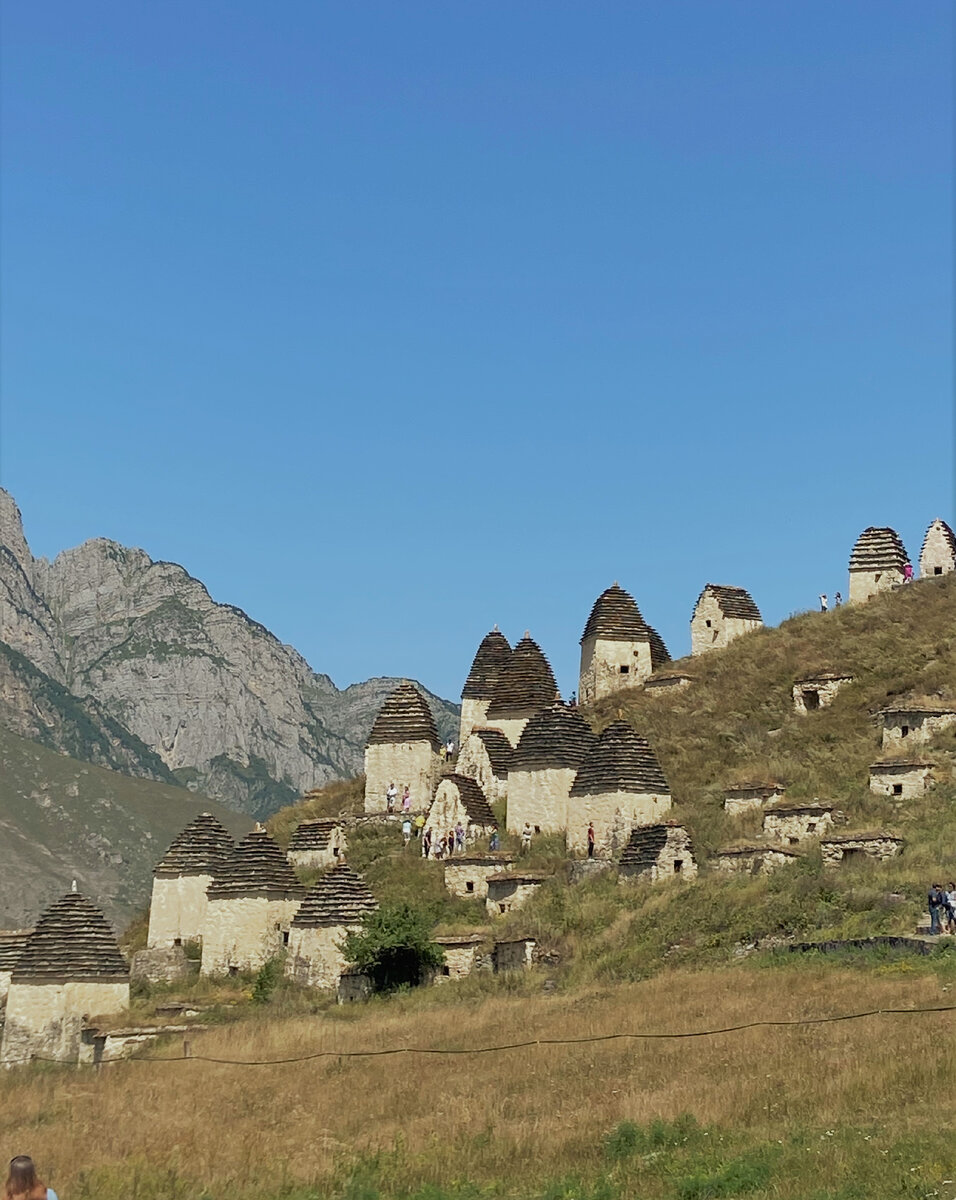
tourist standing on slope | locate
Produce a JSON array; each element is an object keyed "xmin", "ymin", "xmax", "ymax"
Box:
[
  {"xmin": 819, "ymin": 594, "xmax": 828, "ymax": 612},
  {"xmin": 521, "ymin": 822, "xmax": 533, "ymax": 855},
  {"xmin": 386, "ymin": 782, "xmax": 397, "ymax": 813},
  {"xmin": 587, "ymin": 822, "xmax": 595, "ymax": 858},
  {"xmin": 928, "ymin": 883, "xmax": 946, "ymax": 935},
  {"xmin": 4, "ymin": 1156, "xmax": 58, "ymax": 1200}
]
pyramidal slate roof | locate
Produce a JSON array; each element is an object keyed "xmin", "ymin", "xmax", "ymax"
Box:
[
  {"xmin": 289, "ymin": 818, "xmax": 339, "ymax": 853},
  {"xmin": 474, "ymin": 727, "xmax": 515, "ymax": 777},
  {"xmin": 697, "ymin": 584, "xmax": 762, "ymax": 622},
  {"xmin": 486, "ymin": 634, "xmax": 559, "ymax": 717},
  {"xmin": 581, "ymin": 584, "xmax": 650, "ymax": 643},
  {"xmin": 439, "ymin": 773, "xmax": 497, "ymax": 825},
  {"xmin": 462, "ymin": 628, "xmax": 512, "ymax": 700},
  {"xmin": 849, "ymin": 527, "xmax": 908, "ymax": 572},
  {"xmin": 619, "ymin": 824, "xmax": 669, "ymax": 867},
  {"xmin": 921, "ymin": 518, "xmax": 956, "ymax": 562},
  {"xmin": 154, "ymin": 812, "xmax": 235, "ymax": 877},
  {"xmin": 0, "ymin": 929, "xmax": 31, "ymax": 972},
  {"xmin": 570, "ymin": 721, "xmax": 670, "ymax": 796},
  {"xmin": 12, "ymin": 892, "xmax": 128, "ymax": 981},
  {"xmin": 367, "ymin": 683, "xmax": 441, "ymax": 751},
  {"xmin": 647, "ymin": 625, "xmax": 671, "ymax": 669},
  {"xmin": 513, "ymin": 704, "xmax": 597, "ymax": 771},
  {"xmin": 291, "ymin": 862, "xmax": 378, "ymax": 927},
  {"xmin": 206, "ymin": 829, "xmax": 306, "ymax": 899}
]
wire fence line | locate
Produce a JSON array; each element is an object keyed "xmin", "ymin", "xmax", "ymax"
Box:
[{"xmin": 51, "ymin": 1002, "xmax": 954, "ymax": 1069}]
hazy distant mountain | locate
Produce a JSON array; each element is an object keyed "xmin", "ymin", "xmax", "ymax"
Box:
[{"xmin": 0, "ymin": 489, "xmax": 458, "ymax": 817}]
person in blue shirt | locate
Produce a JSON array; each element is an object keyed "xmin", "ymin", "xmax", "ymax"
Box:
[{"xmin": 5, "ymin": 1156, "xmax": 58, "ymax": 1200}]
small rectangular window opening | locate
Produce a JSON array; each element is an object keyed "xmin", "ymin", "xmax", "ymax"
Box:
[
  {"xmin": 807, "ymin": 822, "xmax": 817, "ymax": 833},
  {"xmin": 282, "ymin": 930, "xmax": 290, "ymax": 945},
  {"xmin": 498, "ymin": 903, "xmax": 507, "ymax": 913},
  {"xmin": 465, "ymin": 880, "xmax": 475, "ymax": 893},
  {"xmin": 788, "ymin": 837, "xmax": 799, "ymax": 846},
  {"xmin": 619, "ymin": 664, "xmax": 629, "ymax": 674},
  {"xmin": 673, "ymin": 860, "xmax": 683, "ymax": 874},
  {"xmin": 892, "ymin": 783, "xmax": 903, "ymax": 796},
  {"xmin": 705, "ymin": 619, "xmax": 712, "ymax": 628},
  {"xmin": 935, "ymin": 566, "xmax": 943, "ymax": 575},
  {"xmin": 173, "ymin": 937, "xmax": 182, "ymax": 947},
  {"xmin": 442, "ymin": 965, "xmax": 450, "ymax": 976},
  {"xmin": 802, "ymin": 689, "xmax": 820, "ymax": 711},
  {"xmin": 534, "ymin": 824, "xmax": 541, "ymax": 834},
  {"xmin": 901, "ymin": 725, "xmax": 910, "ymax": 737}
]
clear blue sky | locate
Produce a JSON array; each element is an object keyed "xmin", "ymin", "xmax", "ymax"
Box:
[{"xmin": 1, "ymin": 2, "xmax": 952, "ymax": 701}]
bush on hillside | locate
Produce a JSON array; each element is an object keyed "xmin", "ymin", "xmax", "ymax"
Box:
[{"xmin": 341, "ymin": 902, "xmax": 445, "ymax": 993}]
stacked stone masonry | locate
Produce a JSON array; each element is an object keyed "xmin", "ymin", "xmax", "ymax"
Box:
[
  {"xmin": 287, "ymin": 819, "xmax": 346, "ymax": 869},
  {"xmin": 455, "ymin": 726, "xmax": 513, "ymax": 806},
  {"xmin": 762, "ymin": 804, "xmax": 834, "ymax": 845},
  {"xmin": 147, "ymin": 812, "xmax": 235, "ymax": 948},
  {"xmin": 820, "ymin": 833, "xmax": 903, "ymax": 866},
  {"xmin": 285, "ymin": 863, "xmax": 377, "ymax": 989},
  {"xmin": 848, "ymin": 527, "xmax": 908, "ymax": 604},
  {"xmin": 484, "ymin": 634, "xmax": 559, "ymax": 747},
  {"xmin": 618, "ymin": 823, "xmax": 697, "ymax": 882},
  {"xmin": 486, "ymin": 872, "xmax": 548, "ymax": 916},
  {"xmin": 919, "ymin": 518, "xmax": 956, "ymax": 578},
  {"xmin": 578, "ymin": 583, "xmax": 670, "ymax": 704},
  {"xmin": 868, "ymin": 760, "xmax": 934, "ymax": 799},
  {"xmin": 1, "ymin": 892, "xmax": 129, "ymax": 1066},
  {"xmin": 643, "ymin": 672, "xmax": 693, "ymax": 695},
  {"xmin": 712, "ymin": 846, "xmax": 802, "ymax": 875},
  {"xmin": 460, "ymin": 628, "xmax": 512, "ymax": 745},
  {"xmin": 364, "ymin": 683, "xmax": 442, "ymax": 813},
  {"xmin": 0, "ymin": 929, "xmax": 30, "ymax": 1005},
  {"xmin": 723, "ymin": 783, "xmax": 785, "ymax": 814},
  {"xmin": 444, "ymin": 854, "xmax": 516, "ymax": 900},
  {"xmin": 432, "ymin": 935, "xmax": 485, "ymax": 982},
  {"xmin": 690, "ymin": 585, "xmax": 762, "ymax": 656},
  {"xmin": 567, "ymin": 721, "xmax": 671, "ymax": 856},
  {"xmin": 424, "ymin": 774, "xmax": 497, "ymax": 853},
  {"xmin": 879, "ymin": 706, "xmax": 956, "ymax": 752},
  {"xmin": 506, "ymin": 704, "xmax": 596, "ymax": 834},
  {"xmin": 792, "ymin": 674, "xmax": 854, "ymax": 715}
]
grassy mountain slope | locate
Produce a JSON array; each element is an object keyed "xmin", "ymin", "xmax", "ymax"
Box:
[{"xmin": 0, "ymin": 727, "xmax": 250, "ymax": 929}]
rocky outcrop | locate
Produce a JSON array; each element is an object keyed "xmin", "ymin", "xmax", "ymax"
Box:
[{"xmin": 0, "ymin": 489, "xmax": 458, "ymax": 816}]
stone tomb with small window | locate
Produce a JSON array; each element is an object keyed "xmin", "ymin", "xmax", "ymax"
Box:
[
  {"xmin": 711, "ymin": 844, "xmax": 802, "ymax": 875},
  {"xmin": 919, "ymin": 518, "xmax": 956, "ymax": 578},
  {"xmin": 643, "ymin": 672, "xmax": 694, "ymax": 696},
  {"xmin": 618, "ymin": 822, "xmax": 697, "ymax": 883},
  {"xmin": 432, "ymin": 934, "xmax": 486, "ymax": 982},
  {"xmin": 444, "ymin": 853, "xmax": 516, "ymax": 900},
  {"xmin": 762, "ymin": 803, "xmax": 834, "ymax": 845},
  {"xmin": 285, "ymin": 862, "xmax": 377, "ymax": 990},
  {"xmin": 879, "ymin": 705, "xmax": 956, "ymax": 752},
  {"xmin": 820, "ymin": 832, "xmax": 903, "ymax": 867},
  {"xmin": 690, "ymin": 584, "xmax": 762, "ymax": 656},
  {"xmin": 364, "ymin": 683, "xmax": 443, "ymax": 814},
  {"xmin": 287, "ymin": 819, "xmax": 346, "ymax": 870},
  {"xmin": 147, "ymin": 812, "xmax": 235, "ymax": 949},
  {"xmin": 723, "ymin": 782, "xmax": 786, "ymax": 815},
  {"xmin": 848, "ymin": 527, "xmax": 908, "ymax": 604},
  {"xmin": 486, "ymin": 871, "xmax": 549, "ymax": 916},
  {"xmin": 868, "ymin": 759, "xmax": 935, "ymax": 800},
  {"xmin": 792, "ymin": 673, "xmax": 854, "ymax": 715}
]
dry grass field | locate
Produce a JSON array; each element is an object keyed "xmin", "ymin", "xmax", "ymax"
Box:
[{"xmin": 3, "ymin": 961, "xmax": 954, "ymax": 1200}]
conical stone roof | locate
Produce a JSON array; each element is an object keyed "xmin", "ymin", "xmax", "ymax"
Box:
[
  {"xmin": 440, "ymin": 773, "xmax": 497, "ymax": 825},
  {"xmin": 154, "ymin": 812, "xmax": 235, "ymax": 877},
  {"xmin": 581, "ymin": 584, "xmax": 650, "ymax": 642},
  {"xmin": 849, "ymin": 527, "xmax": 908, "ymax": 572},
  {"xmin": 462, "ymin": 628, "xmax": 512, "ymax": 700},
  {"xmin": 619, "ymin": 823, "xmax": 689, "ymax": 869},
  {"xmin": 474, "ymin": 727, "xmax": 515, "ymax": 777},
  {"xmin": 920, "ymin": 518, "xmax": 956, "ymax": 563},
  {"xmin": 12, "ymin": 892, "xmax": 128, "ymax": 981},
  {"xmin": 291, "ymin": 862, "xmax": 378, "ymax": 927},
  {"xmin": 486, "ymin": 634, "xmax": 558, "ymax": 717},
  {"xmin": 696, "ymin": 584, "xmax": 762, "ymax": 622},
  {"xmin": 647, "ymin": 626, "xmax": 671, "ymax": 669},
  {"xmin": 366, "ymin": 683, "xmax": 441, "ymax": 751},
  {"xmin": 289, "ymin": 818, "xmax": 338, "ymax": 853},
  {"xmin": 0, "ymin": 929, "xmax": 31, "ymax": 972},
  {"xmin": 513, "ymin": 704, "xmax": 596, "ymax": 771},
  {"xmin": 570, "ymin": 721, "xmax": 670, "ymax": 796},
  {"xmin": 206, "ymin": 829, "xmax": 306, "ymax": 899}
]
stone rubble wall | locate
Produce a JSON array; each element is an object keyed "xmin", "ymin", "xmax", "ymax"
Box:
[
  {"xmin": 433, "ymin": 944, "xmax": 480, "ymax": 982},
  {"xmin": 506, "ymin": 765, "xmax": 577, "ymax": 834},
  {"xmin": 493, "ymin": 939, "xmax": 536, "ymax": 971},
  {"xmin": 288, "ymin": 829, "xmax": 345, "ymax": 871},
  {"xmin": 147, "ymin": 873, "xmax": 213, "ymax": 948},
  {"xmin": 459, "ymin": 698, "xmax": 491, "ymax": 748},
  {"xmin": 131, "ymin": 944, "xmax": 193, "ymax": 985},
  {"xmin": 566, "ymin": 791, "xmax": 672, "ymax": 857},
  {"xmin": 763, "ymin": 809, "xmax": 834, "ymax": 844},
  {"xmin": 792, "ymin": 677, "xmax": 852, "ymax": 715},
  {"xmin": 364, "ymin": 741, "xmax": 441, "ymax": 814},
  {"xmin": 578, "ymin": 636, "xmax": 653, "ymax": 705},
  {"xmin": 423, "ymin": 779, "xmax": 494, "ymax": 853},
  {"xmin": 486, "ymin": 879, "xmax": 542, "ymax": 916},
  {"xmin": 848, "ymin": 566, "xmax": 904, "ymax": 605},
  {"xmin": 821, "ymin": 838, "xmax": 902, "ymax": 866},
  {"xmin": 881, "ymin": 712, "xmax": 956, "ymax": 751},
  {"xmin": 620, "ymin": 828, "xmax": 698, "ymax": 882},
  {"xmin": 868, "ymin": 766, "xmax": 932, "ymax": 799},
  {"xmin": 723, "ymin": 787, "xmax": 785, "ymax": 814},
  {"xmin": 455, "ymin": 733, "xmax": 507, "ymax": 806},
  {"xmin": 199, "ymin": 894, "xmax": 301, "ymax": 976},
  {"xmin": 1, "ymin": 978, "xmax": 129, "ymax": 1066},
  {"xmin": 444, "ymin": 858, "xmax": 515, "ymax": 900},
  {"xmin": 285, "ymin": 923, "xmax": 358, "ymax": 989},
  {"xmin": 712, "ymin": 849, "xmax": 797, "ymax": 875},
  {"xmin": 691, "ymin": 593, "xmax": 760, "ymax": 657}
]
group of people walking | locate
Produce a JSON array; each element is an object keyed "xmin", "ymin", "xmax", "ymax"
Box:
[{"xmin": 927, "ymin": 881, "xmax": 956, "ymax": 935}]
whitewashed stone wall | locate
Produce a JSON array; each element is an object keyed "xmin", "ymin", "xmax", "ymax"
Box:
[
  {"xmin": 712, "ymin": 848, "xmax": 799, "ymax": 875},
  {"xmin": 200, "ymin": 894, "xmax": 301, "ymax": 976},
  {"xmin": 444, "ymin": 857, "xmax": 515, "ymax": 900},
  {"xmin": 456, "ymin": 733, "xmax": 508, "ymax": 806},
  {"xmin": 423, "ymin": 778, "xmax": 494, "ymax": 852},
  {"xmin": 459, "ymin": 698, "xmax": 491, "ymax": 747},
  {"xmin": 578, "ymin": 636, "xmax": 653, "ymax": 705},
  {"xmin": 762, "ymin": 808, "xmax": 834, "ymax": 844},
  {"xmin": 483, "ymin": 711, "xmax": 535, "ymax": 748},
  {"xmin": 506, "ymin": 765, "xmax": 577, "ymax": 834},
  {"xmin": 792, "ymin": 677, "xmax": 853, "ymax": 715},
  {"xmin": 432, "ymin": 939, "xmax": 483, "ymax": 982},
  {"xmin": 919, "ymin": 521, "xmax": 956, "ymax": 578},
  {"xmin": 821, "ymin": 837, "xmax": 903, "ymax": 866},
  {"xmin": 364, "ymin": 741, "xmax": 441, "ymax": 814},
  {"xmin": 493, "ymin": 938, "xmax": 536, "ymax": 971},
  {"xmin": 691, "ymin": 594, "xmax": 760, "ymax": 656},
  {"xmin": 881, "ymin": 711, "xmax": 956, "ymax": 751},
  {"xmin": 848, "ymin": 566, "xmax": 904, "ymax": 605},
  {"xmin": 1, "ymin": 978, "xmax": 129, "ymax": 1066},
  {"xmin": 566, "ymin": 791, "xmax": 672, "ymax": 857},
  {"xmin": 619, "ymin": 827, "xmax": 698, "ymax": 883},
  {"xmin": 723, "ymin": 786, "xmax": 785, "ymax": 815},
  {"xmin": 486, "ymin": 877, "xmax": 544, "ymax": 916},
  {"xmin": 868, "ymin": 764, "xmax": 933, "ymax": 799},
  {"xmin": 285, "ymin": 923, "xmax": 357, "ymax": 989},
  {"xmin": 147, "ymin": 873, "xmax": 213, "ymax": 948}
]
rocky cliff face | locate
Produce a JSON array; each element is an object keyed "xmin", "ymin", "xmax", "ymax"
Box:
[{"xmin": 0, "ymin": 490, "xmax": 458, "ymax": 817}]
